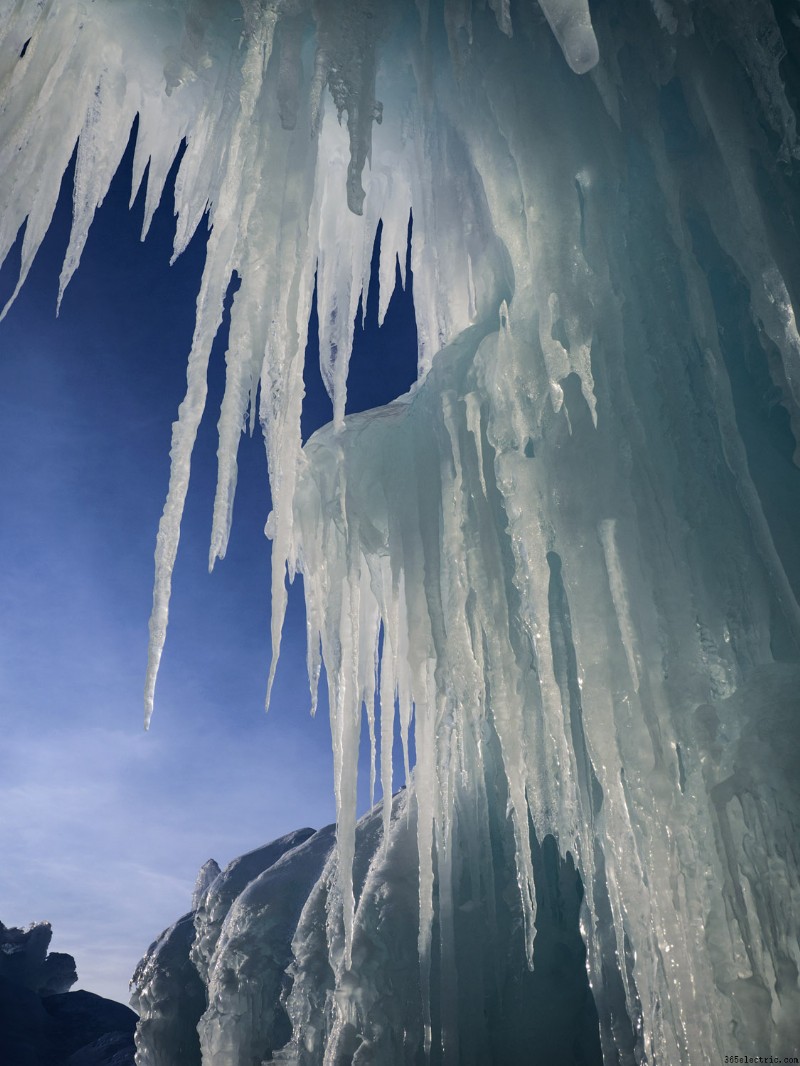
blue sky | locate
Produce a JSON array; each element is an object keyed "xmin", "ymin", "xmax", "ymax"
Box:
[{"xmin": 0, "ymin": 135, "xmax": 417, "ymax": 1004}]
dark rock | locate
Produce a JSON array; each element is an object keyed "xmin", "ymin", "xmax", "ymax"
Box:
[
  {"xmin": 0, "ymin": 975, "xmax": 53, "ymax": 1065},
  {"xmin": 42, "ymin": 990, "xmax": 137, "ymax": 1061},
  {"xmin": 61, "ymin": 1030, "xmax": 136, "ymax": 1065},
  {"xmin": 0, "ymin": 921, "xmax": 77, "ymax": 996},
  {"xmin": 37, "ymin": 953, "xmax": 79, "ymax": 998},
  {"xmin": 0, "ymin": 919, "xmax": 137, "ymax": 1066}
]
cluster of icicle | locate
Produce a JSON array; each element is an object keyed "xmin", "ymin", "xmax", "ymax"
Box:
[{"xmin": 3, "ymin": 0, "xmax": 800, "ymax": 1061}]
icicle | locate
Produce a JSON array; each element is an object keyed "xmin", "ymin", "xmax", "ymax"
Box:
[
  {"xmin": 598, "ymin": 519, "xmax": 641, "ymax": 693},
  {"xmin": 4, "ymin": 2, "xmax": 800, "ymax": 1061},
  {"xmin": 57, "ymin": 71, "xmax": 137, "ymax": 312},
  {"xmin": 146, "ymin": 12, "xmax": 278, "ymax": 723},
  {"xmin": 536, "ymin": 0, "xmax": 598, "ymax": 74}
]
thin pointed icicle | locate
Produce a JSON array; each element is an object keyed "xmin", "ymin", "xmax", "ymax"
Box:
[
  {"xmin": 132, "ymin": 102, "xmax": 188, "ymax": 242},
  {"xmin": 598, "ymin": 519, "xmax": 642, "ymax": 692},
  {"xmin": 146, "ymin": 17, "xmax": 275, "ymax": 723},
  {"xmin": 0, "ymin": 7, "xmax": 88, "ymax": 319},
  {"xmin": 145, "ymin": 257, "xmax": 236, "ymax": 725},
  {"xmin": 263, "ymin": 345, "xmax": 309, "ymax": 711},
  {"xmin": 379, "ymin": 609, "xmax": 396, "ymax": 845},
  {"xmin": 359, "ymin": 587, "xmax": 380, "ymax": 808},
  {"xmin": 415, "ymin": 683, "xmax": 436, "ymax": 1059},
  {"xmin": 57, "ymin": 70, "xmax": 138, "ymax": 312},
  {"xmin": 332, "ymin": 570, "xmax": 362, "ymax": 969},
  {"xmin": 208, "ymin": 280, "xmax": 255, "ymax": 572}
]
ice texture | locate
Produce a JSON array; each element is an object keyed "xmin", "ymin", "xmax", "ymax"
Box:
[
  {"xmin": 197, "ymin": 826, "xmax": 336, "ymax": 1065},
  {"xmin": 133, "ymin": 800, "xmax": 602, "ymax": 1064},
  {"xmin": 4, "ymin": 0, "xmax": 800, "ymax": 1061},
  {"xmin": 191, "ymin": 830, "xmax": 315, "ymax": 990},
  {"xmin": 130, "ymin": 913, "xmax": 205, "ymax": 1066},
  {"xmin": 131, "ymin": 828, "xmax": 338, "ymax": 1066}
]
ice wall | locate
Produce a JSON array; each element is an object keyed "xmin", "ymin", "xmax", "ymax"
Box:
[
  {"xmin": 3, "ymin": 0, "xmax": 800, "ymax": 1062},
  {"xmin": 133, "ymin": 799, "xmax": 601, "ymax": 1065}
]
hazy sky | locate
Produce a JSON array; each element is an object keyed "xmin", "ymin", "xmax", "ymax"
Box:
[{"xmin": 0, "ymin": 134, "xmax": 417, "ymax": 1005}]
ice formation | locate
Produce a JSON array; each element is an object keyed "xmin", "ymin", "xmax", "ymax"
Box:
[
  {"xmin": 3, "ymin": 0, "xmax": 800, "ymax": 1061},
  {"xmin": 132, "ymin": 798, "xmax": 601, "ymax": 1064}
]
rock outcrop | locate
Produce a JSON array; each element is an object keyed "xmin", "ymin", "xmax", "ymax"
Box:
[{"xmin": 0, "ymin": 921, "xmax": 136, "ymax": 1066}]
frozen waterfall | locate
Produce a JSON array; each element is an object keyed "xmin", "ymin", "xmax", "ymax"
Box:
[{"xmin": 3, "ymin": 0, "xmax": 800, "ymax": 1062}]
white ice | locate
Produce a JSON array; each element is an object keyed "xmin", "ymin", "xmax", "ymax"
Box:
[{"xmin": 3, "ymin": 0, "xmax": 800, "ymax": 1061}]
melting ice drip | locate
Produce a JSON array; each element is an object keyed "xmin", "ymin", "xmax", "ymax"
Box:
[{"xmin": 3, "ymin": 0, "xmax": 800, "ymax": 1061}]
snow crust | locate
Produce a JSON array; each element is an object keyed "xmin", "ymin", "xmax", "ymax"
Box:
[{"xmin": 3, "ymin": 0, "xmax": 800, "ymax": 1061}]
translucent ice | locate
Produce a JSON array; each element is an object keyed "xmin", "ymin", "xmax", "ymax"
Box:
[{"xmin": 3, "ymin": 0, "xmax": 800, "ymax": 1061}]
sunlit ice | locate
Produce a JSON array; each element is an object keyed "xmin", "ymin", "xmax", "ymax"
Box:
[{"xmin": 1, "ymin": 1, "xmax": 800, "ymax": 1063}]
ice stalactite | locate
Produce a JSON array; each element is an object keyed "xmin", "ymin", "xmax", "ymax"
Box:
[{"xmin": 3, "ymin": 0, "xmax": 800, "ymax": 1062}]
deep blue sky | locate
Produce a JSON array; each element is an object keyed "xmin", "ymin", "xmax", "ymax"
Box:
[{"xmin": 0, "ymin": 132, "xmax": 417, "ymax": 1004}]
